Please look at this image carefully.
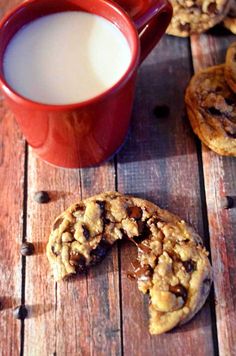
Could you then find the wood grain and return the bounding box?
[0,102,25,355]
[24,153,121,355]
[0,2,25,355]
[0,0,20,18]
[190,32,236,356]
[117,35,215,356]
[1,0,236,354]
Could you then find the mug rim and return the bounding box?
[0,0,140,111]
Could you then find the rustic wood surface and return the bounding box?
[191,31,236,356]
[0,1,236,356]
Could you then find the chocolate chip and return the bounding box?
[133,235,146,244]
[13,305,28,320]
[73,204,85,212]
[90,238,110,264]
[225,97,235,106]
[167,250,181,262]
[137,220,144,234]
[127,206,142,220]
[202,278,212,295]
[207,2,217,14]
[20,242,35,256]
[170,284,188,302]
[138,242,152,254]
[33,191,50,204]
[179,23,190,32]
[220,196,234,209]
[120,228,128,239]
[133,222,151,243]
[96,200,106,214]
[51,245,59,256]
[215,86,222,92]
[69,252,86,272]
[127,260,153,280]
[0,300,3,311]
[227,132,236,139]
[183,260,196,273]
[82,225,90,240]
[153,105,170,118]
[53,218,64,230]
[234,53,236,62]
[207,107,222,116]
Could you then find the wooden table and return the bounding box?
[0,1,236,355]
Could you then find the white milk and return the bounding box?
[3,11,131,104]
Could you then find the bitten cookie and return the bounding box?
[185,64,236,155]
[46,192,212,335]
[167,0,232,37]
[225,41,236,92]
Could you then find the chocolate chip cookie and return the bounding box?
[185,64,236,155]
[167,0,232,37]
[225,41,236,93]
[47,192,212,335]
[223,0,236,33]
[223,16,236,33]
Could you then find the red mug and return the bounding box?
[0,0,172,168]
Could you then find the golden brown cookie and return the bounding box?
[223,16,236,33]
[185,64,236,155]
[46,192,212,335]
[223,0,236,33]
[167,0,232,37]
[225,41,236,92]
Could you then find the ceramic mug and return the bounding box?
[0,0,172,168]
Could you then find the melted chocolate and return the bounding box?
[178,23,190,32]
[73,204,85,212]
[69,252,86,272]
[127,206,142,220]
[183,260,196,273]
[96,200,106,215]
[82,224,90,240]
[138,243,152,254]
[207,2,217,14]
[127,260,152,280]
[207,107,222,116]
[169,284,188,302]
[90,237,111,264]
[53,218,64,230]
[51,245,60,256]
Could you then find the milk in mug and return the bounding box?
[3,11,131,105]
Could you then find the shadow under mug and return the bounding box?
[0,0,172,168]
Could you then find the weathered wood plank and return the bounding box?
[191,32,236,356]
[117,35,215,355]
[24,152,121,355]
[0,102,25,356]
[0,1,26,355]
[0,0,20,18]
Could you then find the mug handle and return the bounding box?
[114,0,172,63]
